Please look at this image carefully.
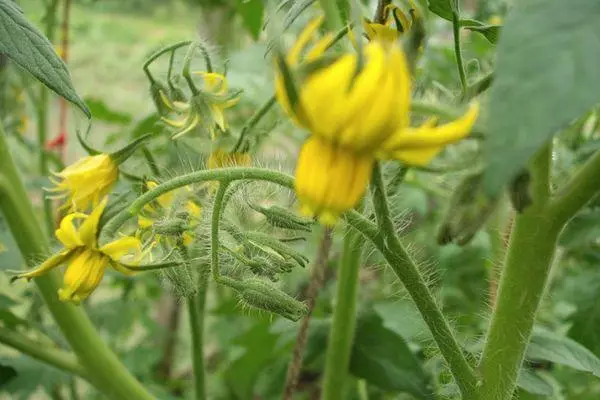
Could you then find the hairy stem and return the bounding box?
[451,0,467,98]
[284,229,333,399]
[0,125,154,400]
[368,163,479,399]
[549,149,600,224]
[188,264,209,400]
[321,225,364,400]
[479,144,558,399]
[0,327,88,381]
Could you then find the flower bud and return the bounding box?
[244,231,309,267]
[222,276,307,321]
[249,203,313,232]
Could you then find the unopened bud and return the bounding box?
[222,276,307,321]
[244,231,309,267]
[153,218,188,236]
[249,203,313,232]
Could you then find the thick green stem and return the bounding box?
[0,126,154,400]
[369,163,479,399]
[321,225,364,400]
[451,1,467,98]
[187,265,209,400]
[0,327,88,381]
[549,149,600,224]
[479,145,559,400]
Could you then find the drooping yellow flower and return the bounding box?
[276,20,479,224]
[49,154,119,211]
[13,198,142,303]
[161,72,240,140]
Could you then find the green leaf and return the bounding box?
[569,276,600,358]
[526,330,600,377]
[560,209,600,248]
[349,311,434,399]
[460,19,501,44]
[0,212,23,271]
[517,368,555,396]
[0,1,90,117]
[428,0,452,21]
[237,0,264,40]
[483,0,600,195]
[84,97,132,125]
[0,357,70,399]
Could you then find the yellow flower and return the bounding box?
[161,72,240,140]
[276,20,479,224]
[207,149,252,169]
[13,198,142,303]
[49,154,119,211]
[363,4,413,42]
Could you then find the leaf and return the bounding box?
[569,276,600,358]
[428,0,452,21]
[0,357,70,399]
[131,114,162,138]
[517,368,555,396]
[0,1,89,117]
[0,212,22,271]
[349,311,434,399]
[483,0,600,195]
[460,19,501,44]
[84,97,132,125]
[560,209,600,248]
[526,330,600,377]
[237,0,264,40]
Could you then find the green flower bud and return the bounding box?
[244,231,309,267]
[153,217,188,236]
[221,276,307,321]
[249,203,313,232]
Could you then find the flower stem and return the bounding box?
[321,225,364,400]
[478,144,561,399]
[187,269,209,400]
[451,0,468,98]
[233,95,276,152]
[0,125,154,400]
[367,163,479,399]
[0,327,88,381]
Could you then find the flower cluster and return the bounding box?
[13,198,143,303]
[275,18,478,224]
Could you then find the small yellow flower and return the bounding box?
[161,73,240,140]
[49,154,119,211]
[13,198,142,303]
[276,20,479,224]
[207,149,252,169]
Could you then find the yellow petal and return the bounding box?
[78,197,109,248]
[306,33,334,61]
[185,201,202,218]
[58,250,107,303]
[288,17,324,65]
[383,102,479,150]
[13,250,74,280]
[55,213,87,248]
[99,236,142,261]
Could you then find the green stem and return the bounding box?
[143,40,192,84]
[319,0,344,31]
[211,181,230,282]
[233,95,276,152]
[101,168,294,240]
[369,163,479,399]
[0,327,88,380]
[0,125,154,400]
[549,149,600,224]
[451,1,467,98]
[479,145,559,400]
[186,256,209,400]
[39,0,60,237]
[321,225,364,400]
